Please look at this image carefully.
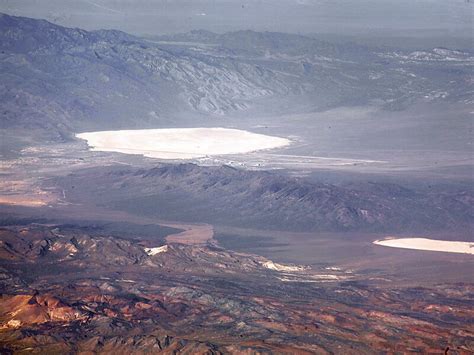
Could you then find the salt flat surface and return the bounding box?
[261,260,307,272]
[76,128,290,159]
[374,238,474,255]
[144,245,168,256]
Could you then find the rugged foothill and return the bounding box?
[0,225,473,353]
[54,163,474,233]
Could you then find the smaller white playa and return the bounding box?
[144,245,168,256]
[261,260,307,272]
[374,238,474,255]
[76,127,290,160]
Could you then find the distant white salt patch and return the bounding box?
[374,238,474,255]
[144,245,168,256]
[277,275,343,283]
[261,260,307,272]
[76,128,291,160]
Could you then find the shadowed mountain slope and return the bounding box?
[55,164,474,233]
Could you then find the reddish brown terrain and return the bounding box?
[0,225,473,353]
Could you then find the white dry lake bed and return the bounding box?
[76,127,291,159]
[374,238,474,255]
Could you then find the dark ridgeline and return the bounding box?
[56,163,474,233]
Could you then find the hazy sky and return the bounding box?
[0,0,471,35]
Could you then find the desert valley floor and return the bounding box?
[0,11,473,353]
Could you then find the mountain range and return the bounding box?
[1,13,472,141]
[55,163,474,233]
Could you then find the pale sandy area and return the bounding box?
[374,238,474,255]
[164,222,214,245]
[0,180,57,207]
[0,196,49,207]
[76,127,291,159]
